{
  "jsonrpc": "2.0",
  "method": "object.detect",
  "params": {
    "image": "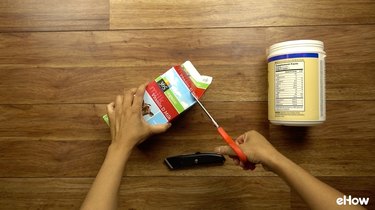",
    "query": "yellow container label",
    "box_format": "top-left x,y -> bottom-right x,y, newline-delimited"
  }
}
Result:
268,53 -> 325,122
